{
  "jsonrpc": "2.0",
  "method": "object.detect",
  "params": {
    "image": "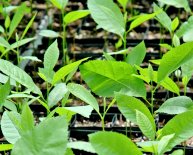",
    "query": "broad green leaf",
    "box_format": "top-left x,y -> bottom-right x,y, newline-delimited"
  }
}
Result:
103,52 -> 116,61
21,12 -> 37,39
20,56 -> 41,62
172,34 -> 180,47
48,83 -> 68,108
60,105 -> 93,118
126,41 -> 146,66
52,58 -> 88,84
50,0 -> 68,10
153,3 -> 172,32
156,96 -> 193,114
39,30 -> 59,38
1,111 -> 21,144
0,144 -> 13,151
129,11 -> 161,31
87,0 -> 125,38
67,141 -> 96,153
0,59 -> 41,94
137,141 -> 158,153
21,104 -> 34,132
157,42 -> 193,82
80,60 -> 146,97
159,110 -> 193,151
89,131 -> 142,155
117,0 -> 128,11
3,100 -> 17,111
64,148 -> 74,155
64,10 -> 90,25
10,37 -> 36,49
67,83 -> 99,113
158,134 -> 175,155
0,79 -> 10,105
171,150 -> 184,155
116,93 -> 155,131
0,37 -> 11,48
9,3 -> 29,38
158,0 -> 191,12
55,108 -> 75,122
136,110 -> 156,140
181,58 -> 193,80
5,16 -> 10,29
43,40 -> 59,71
159,44 -> 173,50
12,116 -> 68,155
